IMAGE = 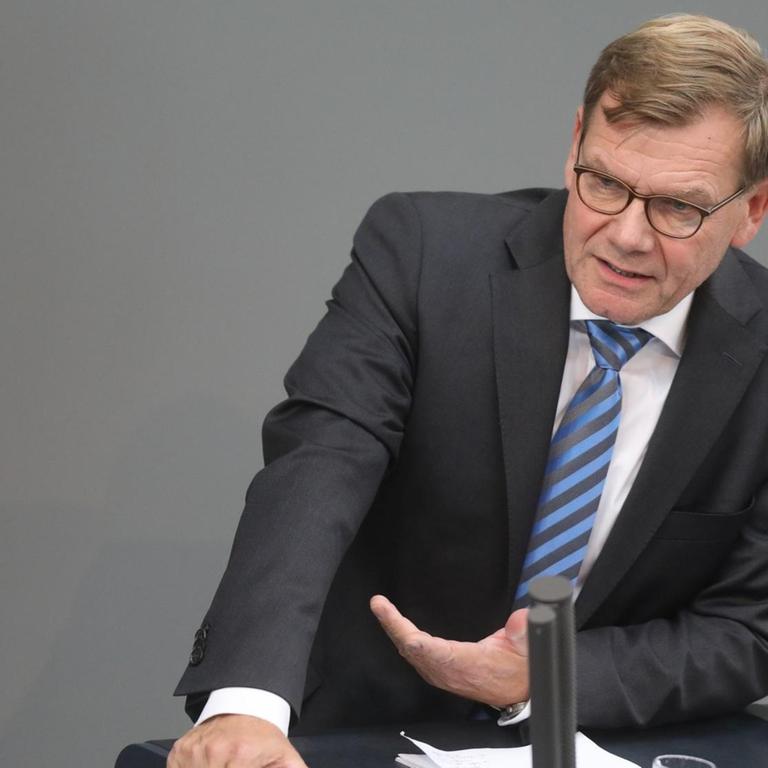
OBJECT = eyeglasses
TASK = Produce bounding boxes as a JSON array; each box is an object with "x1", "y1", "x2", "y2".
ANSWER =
[{"x1": 572, "y1": 165, "x2": 744, "y2": 239}]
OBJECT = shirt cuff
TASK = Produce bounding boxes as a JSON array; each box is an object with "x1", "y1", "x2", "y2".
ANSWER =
[
  {"x1": 497, "y1": 700, "x2": 531, "y2": 726},
  {"x1": 195, "y1": 688, "x2": 292, "y2": 735}
]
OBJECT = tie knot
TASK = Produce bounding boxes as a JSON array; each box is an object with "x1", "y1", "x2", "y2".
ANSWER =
[{"x1": 585, "y1": 320, "x2": 652, "y2": 371}]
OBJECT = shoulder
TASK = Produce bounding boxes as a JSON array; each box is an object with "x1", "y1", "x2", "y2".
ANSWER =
[
  {"x1": 355, "y1": 188, "x2": 560, "y2": 258},
  {"x1": 348, "y1": 188, "x2": 564, "y2": 302},
  {"x1": 727, "y1": 246, "x2": 768, "y2": 316},
  {"x1": 732, "y1": 247, "x2": 768, "y2": 293},
  {"x1": 362, "y1": 188, "x2": 556, "y2": 230},
  {"x1": 709, "y1": 246, "x2": 768, "y2": 341}
]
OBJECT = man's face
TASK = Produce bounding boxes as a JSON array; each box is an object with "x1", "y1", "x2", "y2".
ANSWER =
[{"x1": 562, "y1": 95, "x2": 766, "y2": 325}]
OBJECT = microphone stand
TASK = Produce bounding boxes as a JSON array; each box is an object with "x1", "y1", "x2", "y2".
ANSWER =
[{"x1": 527, "y1": 576, "x2": 576, "y2": 768}]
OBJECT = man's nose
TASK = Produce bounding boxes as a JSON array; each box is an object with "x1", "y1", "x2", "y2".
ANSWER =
[{"x1": 606, "y1": 198, "x2": 656, "y2": 253}]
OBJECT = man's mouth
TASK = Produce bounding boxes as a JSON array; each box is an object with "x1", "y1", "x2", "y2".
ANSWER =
[{"x1": 601, "y1": 259, "x2": 648, "y2": 280}]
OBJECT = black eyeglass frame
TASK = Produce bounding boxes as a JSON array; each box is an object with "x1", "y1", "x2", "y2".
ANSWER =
[{"x1": 572, "y1": 163, "x2": 745, "y2": 239}]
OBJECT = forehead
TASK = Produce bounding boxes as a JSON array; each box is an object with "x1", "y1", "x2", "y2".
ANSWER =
[{"x1": 580, "y1": 101, "x2": 745, "y2": 204}]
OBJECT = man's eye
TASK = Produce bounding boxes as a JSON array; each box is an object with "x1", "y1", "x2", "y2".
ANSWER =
[
  {"x1": 596, "y1": 175, "x2": 620, "y2": 190},
  {"x1": 657, "y1": 197, "x2": 696, "y2": 215}
]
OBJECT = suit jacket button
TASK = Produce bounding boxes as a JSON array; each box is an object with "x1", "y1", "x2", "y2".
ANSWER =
[{"x1": 188, "y1": 622, "x2": 210, "y2": 666}]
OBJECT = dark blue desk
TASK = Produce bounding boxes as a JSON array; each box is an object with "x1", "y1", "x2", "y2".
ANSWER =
[{"x1": 115, "y1": 712, "x2": 768, "y2": 768}]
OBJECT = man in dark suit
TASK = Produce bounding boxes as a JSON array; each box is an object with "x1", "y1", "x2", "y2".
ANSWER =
[{"x1": 170, "y1": 14, "x2": 768, "y2": 768}]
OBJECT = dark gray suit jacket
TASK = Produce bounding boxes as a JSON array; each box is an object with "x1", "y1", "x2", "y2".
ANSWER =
[{"x1": 176, "y1": 188, "x2": 768, "y2": 731}]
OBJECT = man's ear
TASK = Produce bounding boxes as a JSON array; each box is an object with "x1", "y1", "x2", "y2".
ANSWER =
[
  {"x1": 731, "y1": 179, "x2": 768, "y2": 249},
  {"x1": 564, "y1": 106, "x2": 585, "y2": 190}
]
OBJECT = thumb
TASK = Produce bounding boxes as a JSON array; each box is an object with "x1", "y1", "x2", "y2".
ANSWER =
[{"x1": 504, "y1": 608, "x2": 529, "y2": 656}]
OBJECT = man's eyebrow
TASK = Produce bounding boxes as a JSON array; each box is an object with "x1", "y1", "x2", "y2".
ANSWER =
[
  {"x1": 665, "y1": 185, "x2": 715, "y2": 207},
  {"x1": 580, "y1": 155, "x2": 714, "y2": 207},
  {"x1": 581, "y1": 155, "x2": 613, "y2": 175}
]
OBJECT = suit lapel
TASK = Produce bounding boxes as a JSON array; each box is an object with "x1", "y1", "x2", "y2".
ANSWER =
[
  {"x1": 576, "y1": 249, "x2": 768, "y2": 626},
  {"x1": 491, "y1": 190, "x2": 571, "y2": 601}
]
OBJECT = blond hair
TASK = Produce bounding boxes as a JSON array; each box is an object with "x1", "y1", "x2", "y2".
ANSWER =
[{"x1": 583, "y1": 14, "x2": 768, "y2": 186}]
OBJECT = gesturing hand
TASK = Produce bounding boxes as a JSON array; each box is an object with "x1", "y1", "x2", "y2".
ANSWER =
[
  {"x1": 167, "y1": 714, "x2": 307, "y2": 768},
  {"x1": 370, "y1": 594, "x2": 530, "y2": 708}
]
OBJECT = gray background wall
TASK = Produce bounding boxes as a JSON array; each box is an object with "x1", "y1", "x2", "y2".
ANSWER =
[{"x1": 2, "y1": 2, "x2": 767, "y2": 765}]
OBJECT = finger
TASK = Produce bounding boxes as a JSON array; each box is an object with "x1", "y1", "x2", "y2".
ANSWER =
[
  {"x1": 370, "y1": 595, "x2": 429, "y2": 654},
  {"x1": 504, "y1": 608, "x2": 529, "y2": 656}
]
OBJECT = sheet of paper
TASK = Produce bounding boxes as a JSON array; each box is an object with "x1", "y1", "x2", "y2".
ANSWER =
[{"x1": 396, "y1": 730, "x2": 640, "y2": 768}]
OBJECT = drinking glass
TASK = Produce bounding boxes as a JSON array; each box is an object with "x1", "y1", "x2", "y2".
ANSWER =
[{"x1": 652, "y1": 756, "x2": 716, "y2": 768}]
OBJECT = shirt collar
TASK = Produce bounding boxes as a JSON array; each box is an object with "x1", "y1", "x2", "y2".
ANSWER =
[{"x1": 569, "y1": 285, "x2": 691, "y2": 358}]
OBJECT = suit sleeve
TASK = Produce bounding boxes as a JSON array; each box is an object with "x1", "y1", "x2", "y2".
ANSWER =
[
  {"x1": 174, "y1": 192, "x2": 423, "y2": 718},
  {"x1": 576, "y1": 479, "x2": 768, "y2": 727}
]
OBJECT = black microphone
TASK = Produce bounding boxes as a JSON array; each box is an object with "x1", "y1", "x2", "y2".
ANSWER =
[{"x1": 527, "y1": 576, "x2": 576, "y2": 768}]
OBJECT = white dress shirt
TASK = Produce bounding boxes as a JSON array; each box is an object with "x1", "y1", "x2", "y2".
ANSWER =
[{"x1": 197, "y1": 285, "x2": 692, "y2": 733}]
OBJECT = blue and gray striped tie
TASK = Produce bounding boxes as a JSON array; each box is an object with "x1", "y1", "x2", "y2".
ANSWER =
[{"x1": 514, "y1": 320, "x2": 652, "y2": 606}]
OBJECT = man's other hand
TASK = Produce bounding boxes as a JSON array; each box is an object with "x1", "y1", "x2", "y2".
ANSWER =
[
  {"x1": 167, "y1": 714, "x2": 307, "y2": 768},
  {"x1": 370, "y1": 594, "x2": 529, "y2": 708}
]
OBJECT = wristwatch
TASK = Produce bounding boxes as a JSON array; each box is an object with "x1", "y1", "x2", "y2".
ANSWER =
[{"x1": 496, "y1": 701, "x2": 528, "y2": 725}]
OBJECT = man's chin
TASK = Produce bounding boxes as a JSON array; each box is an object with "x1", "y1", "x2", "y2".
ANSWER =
[{"x1": 579, "y1": 290, "x2": 655, "y2": 327}]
